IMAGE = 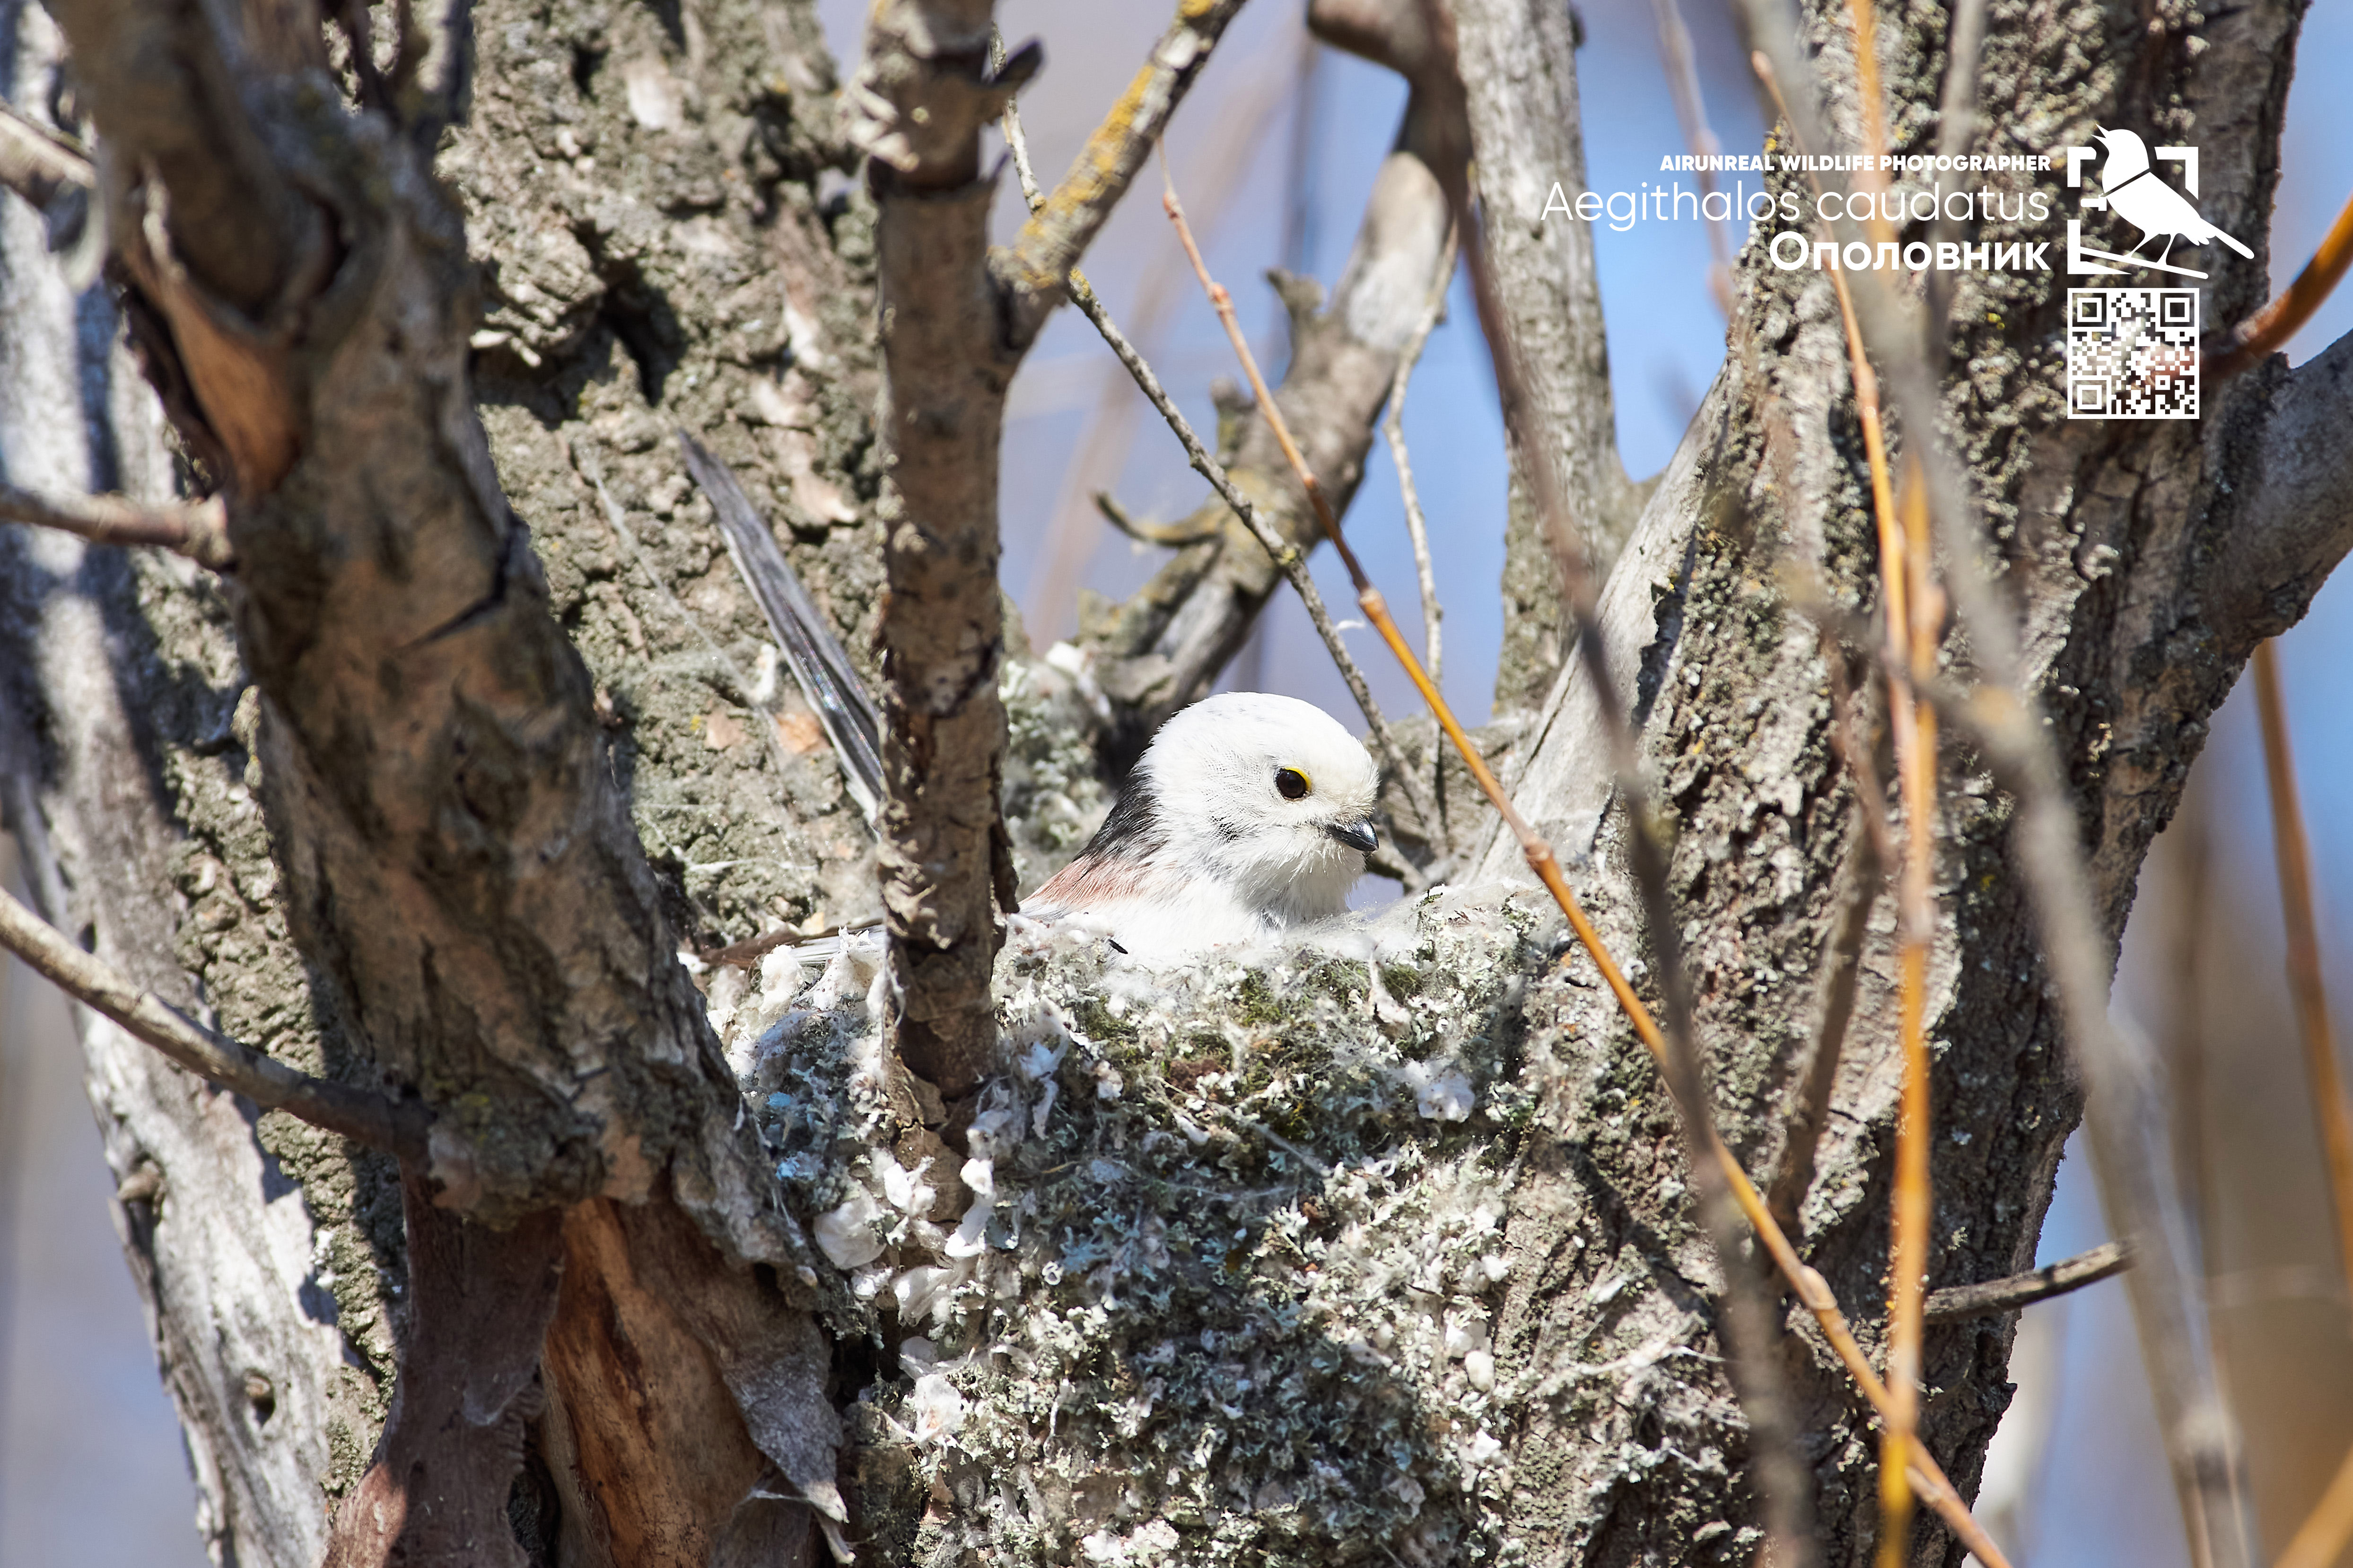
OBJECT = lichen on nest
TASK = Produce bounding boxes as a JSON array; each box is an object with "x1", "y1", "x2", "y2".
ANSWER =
[{"x1": 720, "y1": 883, "x2": 1562, "y2": 1565}]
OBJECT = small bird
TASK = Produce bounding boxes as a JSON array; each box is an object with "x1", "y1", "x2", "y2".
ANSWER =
[
  {"x1": 1025, "y1": 692, "x2": 1382, "y2": 959},
  {"x1": 2093, "y1": 127, "x2": 2254, "y2": 268}
]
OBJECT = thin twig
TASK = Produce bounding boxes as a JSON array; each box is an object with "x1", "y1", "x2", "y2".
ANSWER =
[
  {"x1": 2208, "y1": 187, "x2": 2353, "y2": 381},
  {"x1": 0, "y1": 482, "x2": 235, "y2": 569},
  {"x1": 0, "y1": 96, "x2": 92, "y2": 208},
  {"x1": 1095, "y1": 493, "x2": 1219, "y2": 549},
  {"x1": 1381, "y1": 222, "x2": 1458, "y2": 688},
  {"x1": 1649, "y1": 0, "x2": 1733, "y2": 312},
  {"x1": 2251, "y1": 640, "x2": 2353, "y2": 1306},
  {"x1": 998, "y1": 0, "x2": 1251, "y2": 333},
  {"x1": 1001, "y1": 25, "x2": 1292, "y2": 643},
  {"x1": 1921, "y1": 1239, "x2": 2134, "y2": 1323},
  {"x1": 1155, "y1": 160, "x2": 1445, "y2": 855},
  {"x1": 992, "y1": 27, "x2": 1044, "y2": 211},
  {"x1": 1058, "y1": 267, "x2": 1434, "y2": 889},
  {"x1": 0, "y1": 880, "x2": 429, "y2": 1159}
]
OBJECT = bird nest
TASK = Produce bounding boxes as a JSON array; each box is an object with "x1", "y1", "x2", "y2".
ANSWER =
[{"x1": 719, "y1": 885, "x2": 1560, "y2": 1565}]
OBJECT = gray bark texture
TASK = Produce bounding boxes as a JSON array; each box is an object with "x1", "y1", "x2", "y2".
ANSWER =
[
  {"x1": 1449, "y1": 0, "x2": 1643, "y2": 716},
  {"x1": 2, "y1": 0, "x2": 2351, "y2": 1560}
]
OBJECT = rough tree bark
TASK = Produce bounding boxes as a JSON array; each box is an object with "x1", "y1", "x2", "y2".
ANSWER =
[{"x1": 2, "y1": 0, "x2": 2351, "y2": 1562}]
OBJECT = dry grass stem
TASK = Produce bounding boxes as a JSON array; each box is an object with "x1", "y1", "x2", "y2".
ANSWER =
[
  {"x1": 2250, "y1": 640, "x2": 2353, "y2": 1306},
  {"x1": 1153, "y1": 160, "x2": 1454, "y2": 849},
  {"x1": 1760, "y1": 39, "x2": 1946, "y2": 1564},
  {"x1": 1381, "y1": 222, "x2": 1459, "y2": 687},
  {"x1": 2209, "y1": 187, "x2": 2353, "y2": 381}
]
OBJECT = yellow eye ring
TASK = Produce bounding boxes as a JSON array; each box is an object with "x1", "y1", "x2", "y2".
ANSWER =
[{"x1": 1275, "y1": 767, "x2": 1311, "y2": 800}]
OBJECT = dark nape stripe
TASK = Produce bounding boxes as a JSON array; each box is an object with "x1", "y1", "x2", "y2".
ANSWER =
[{"x1": 1083, "y1": 775, "x2": 1165, "y2": 864}]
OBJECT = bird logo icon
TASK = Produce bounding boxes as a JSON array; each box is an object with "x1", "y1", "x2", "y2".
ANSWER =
[{"x1": 2067, "y1": 128, "x2": 2252, "y2": 279}]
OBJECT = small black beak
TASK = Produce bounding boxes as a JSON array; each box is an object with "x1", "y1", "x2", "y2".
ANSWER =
[{"x1": 1326, "y1": 819, "x2": 1379, "y2": 855}]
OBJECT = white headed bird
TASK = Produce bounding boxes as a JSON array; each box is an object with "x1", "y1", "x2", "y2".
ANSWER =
[{"x1": 1025, "y1": 692, "x2": 1382, "y2": 958}]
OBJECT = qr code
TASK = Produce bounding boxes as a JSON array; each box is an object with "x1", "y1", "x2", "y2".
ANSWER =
[{"x1": 2067, "y1": 288, "x2": 2199, "y2": 420}]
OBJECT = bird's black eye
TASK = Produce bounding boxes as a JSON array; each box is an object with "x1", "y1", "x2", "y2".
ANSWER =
[{"x1": 1275, "y1": 767, "x2": 1310, "y2": 801}]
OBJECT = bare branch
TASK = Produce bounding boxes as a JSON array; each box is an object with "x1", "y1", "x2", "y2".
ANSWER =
[
  {"x1": 1450, "y1": 0, "x2": 1637, "y2": 712},
  {"x1": 0, "y1": 481, "x2": 234, "y2": 568},
  {"x1": 1095, "y1": 492, "x2": 1219, "y2": 549},
  {"x1": 1921, "y1": 1240, "x2": 2134, "y2": 1323},
  {"x1": 2208, "y1": 188, "x2": 2353, "y2": 381},
  {"x1": 2207, "y1": 328, "x2": 2353, "y2": 645},
  {"x1": 0, "y1": 880, "x2": 429, "y2": 1159},
  {"x1": 49, "y1": 0, "x2": 326, "y2": 320},
  {"x1": 852, "y1": 0, "x2": 1021, "y2": 1099},
  {"x1": 997, "y1": 0, "x2": 1249, "y2": 316},
  {"x1": 0, "y1": 96, "x2": 91, "y2": 208},
  {"x1": 1077, "y1": 24, "x2": 1459, "y2": 754}
]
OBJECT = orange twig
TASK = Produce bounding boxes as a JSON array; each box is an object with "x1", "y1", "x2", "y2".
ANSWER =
[
  {"x1": 1776, "y1": 35, "x2": 1946, "y2": 1555},
  {"x1": 1162, "y1": 145, "x2": 2012, "y2": 1568},
  {"x1": 2208, "y1": 186, "x2": 2353, "y2": 382},
  {"x1": 2278, "y1": 1435, "x2": 2353, "y2": 1568},
  {"x1": 2251, "y1": 641, "x2": 2353, "y2": 1307}
]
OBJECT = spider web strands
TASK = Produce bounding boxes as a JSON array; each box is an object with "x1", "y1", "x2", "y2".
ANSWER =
[
  {"x1": 2208, "y1": 185, "x2": 2353, "y2": 381},
  {"x1": 1739, "y1": 0, "x2": 2259, "y2": 1556}
]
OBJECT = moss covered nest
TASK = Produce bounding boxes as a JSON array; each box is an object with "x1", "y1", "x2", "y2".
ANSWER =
[{"x1": 717, "y1": 880, "x2": 1566, "y2": 1565}]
